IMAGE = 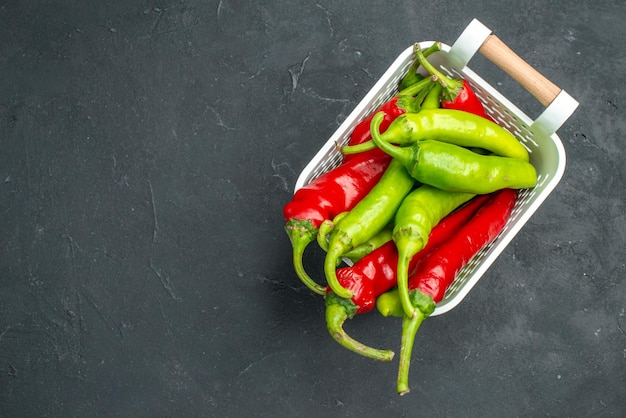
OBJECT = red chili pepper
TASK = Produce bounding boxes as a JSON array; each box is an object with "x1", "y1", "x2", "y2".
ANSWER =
[
  {"x1": 283, "y1": 151, "x2": 391, "y2": 295},
  {"x1": 323, "y1": 194, "x2": 490, "y2": 361},
  {"x1": 414, "y1": 44, "x2": 492, "y2": 120},
  {"x1": 395, "y1": 188, "x2": 518, "y2": 395}
]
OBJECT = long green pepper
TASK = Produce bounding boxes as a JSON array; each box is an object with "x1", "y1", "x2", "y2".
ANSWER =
[
  {"x1": 322, "y1": 159, "x2": 416, "y2": 299},
  {"x1": 392, "y1": 184, "x2": 475, "y2": 318},
  {"x1": 369, "y1": 112, "x2": 537, "y2": 194},
  {"x1": 343, "y1": 108, "x2": 530, "y2": 162}
]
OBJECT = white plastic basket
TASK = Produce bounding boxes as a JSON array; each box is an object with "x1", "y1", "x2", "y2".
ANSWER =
[{"x1": 293, "y1": 19, "x2": 579, "y2": 316}]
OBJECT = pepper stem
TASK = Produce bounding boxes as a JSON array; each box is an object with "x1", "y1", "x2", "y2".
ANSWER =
[
  {"x1": 325, "y1": 293, "x2": 395, "y2": 362},
  {"x1": 398, "y1": 42, "x2": 442, "y2": 91},
  {"x1": 317, "y1": 212, "x2": 348, "y2": 252},
  {"x1": 396, "y1": 251, "x2": 417, "y2": 319},
  {"x1": 396, "y1": 78, "x2": 435, "y2": 113},
  {"x1": 396, "y1": 290, "x2": 436, "y2": 395},
  {"x1": 369, "y1": 112, "x2": 412, "y2": 167},
  {"x1": 316, "y1": 220, "x2": 333, "y2": 252},
  {"x1": 397, "y1": 76, "x2": 436, "y2": 99},
  {"x1": 396, "y1": 309, "x2": 426, "y2": 395},
  {"x1": 324, "y1": 240, "x2": 354, "y2": 299},
  {"x1": 414, "y1": 44, "x2": 463, "y2": 100},
  {"x1": 341, "y1": 139, "x2": 377, "y2": 155},
  {"x1": 285, "y1": 220, "x2": 326, "y2": 295}
]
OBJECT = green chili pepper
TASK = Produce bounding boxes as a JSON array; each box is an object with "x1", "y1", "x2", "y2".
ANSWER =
[
  {"x1": 393, "y1": 184, "x2": 474, "y2": 318},
  {"x1": 419, "y1": 81, "x2": 443, "y2": 110},
  {"x1": 323, "y1": 159, "x2": 416, "y2": 299},
  {"x1": 376, "y1": 288, "x2": 404, "y2": 317},
  {"x1": 369, "y1": 112, "x2": 537, "y2": 194},
  {"x1": 343, "y1": 108, "x2": 529, "y2": 162}
]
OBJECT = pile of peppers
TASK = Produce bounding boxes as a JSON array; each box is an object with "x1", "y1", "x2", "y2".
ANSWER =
[{"x1": 282, "y1": 43, "x2": 534, "y2": 395}]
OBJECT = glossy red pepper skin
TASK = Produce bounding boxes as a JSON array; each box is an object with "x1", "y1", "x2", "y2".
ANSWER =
[
  {"x1": 331, "y1": 241, "x2": 398, "y2": 315},
  {"x1": 283, "y1": 151, "x2": 391, "y2": 294},
  {"x1": 408, "y1": 188, "x2": 518, "y2": 303},
  {"x1": 441, "y1": 78, "x2": 491, "y2": 120},
  {"x1": 284, "y1": 151, "x2": 390, "y2": 229}
]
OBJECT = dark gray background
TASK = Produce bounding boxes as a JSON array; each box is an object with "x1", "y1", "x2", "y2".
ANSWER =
[{"x1": 1, "y1": 0, "x2": 624, "y2": 416}]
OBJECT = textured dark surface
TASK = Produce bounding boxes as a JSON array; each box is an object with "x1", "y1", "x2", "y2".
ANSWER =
[{"x1": 1, "y1": 1, "x2": 625, "y2": 416}]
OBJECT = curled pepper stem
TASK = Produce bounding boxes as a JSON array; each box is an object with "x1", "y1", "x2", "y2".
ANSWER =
[
  {"x1": 292, "y1": 238, "x2": 326, "y2": 295},
  {"x1": 316, "y1": 220, "x2": 334, "y2": 252},
  {"x1": 286, "y1": 221, "x2": 327, "y2": 295},
  {"x1": 325, "y1": 293, "x2": 395, "y2": 362},
  {"x1": 369, "y1": 112, "x2": 410, "y2": 169},
  {"x1": 324, "y1": 243, "x2": 354, "y2": 299},
  {"x1": 342, "y1": 75, "x2": 436, "y2": 156},
  {"x1": 317, "y1": 212, "x2": 348, "y2": 252}
]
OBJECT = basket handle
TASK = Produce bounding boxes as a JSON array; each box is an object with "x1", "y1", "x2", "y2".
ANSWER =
[
  {"x1": 449, "y1": 19, "x2": 579, "y2": 135},
  {"x1": 478, "y1": 35, "x2": 559, "y2": 107}
]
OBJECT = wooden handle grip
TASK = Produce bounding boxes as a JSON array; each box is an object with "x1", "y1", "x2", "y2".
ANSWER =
[{"x1": 479, "y1": 34, "x2": 561, "y2": 107}]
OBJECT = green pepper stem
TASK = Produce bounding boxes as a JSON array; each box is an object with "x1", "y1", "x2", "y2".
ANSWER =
[
  {"x1": 397, "y1": 309, "x2": 426, "y2": 395},
  {"x1": 324, "y1": 241, "x2": 354, "y2": 299},
  {"x1": 326, "y1": 293, "x2": 395, "y2": 362},
  {"x1": 343, "y1": 75, "x2": 436, "y2": 156},
  {"x1": 414, "y1": 44, "x2": 463, "y2": 99},
  {"x1": 396, "y1": 251, "x2": 417, "y2": 319},
  {"x1": 422, "y1": 41, "x2": 442, "y2": 57},
  {"x1": 316, "y1": 220, "x2": 333, "y2": 252},
  {"x1": 397, "y1": 76, "x2": 436, "y2": 99},
  {"x1": 396, "y1": 78, "x2": 435, "y2": 113},
  {"x1": 394, "y1": 227, "x2": 428, "y2": 319},
  {"x1": 369, "y1": 112, "x2": 413, "y2": 167},
  {"x1": 398, "y1": 42, "x2": 442, "y2": 91},
  {"x1": 341, "y1": 140, "x2": 377, "y2": 155},
  {"x1": 286, "y1": 221, "x2": 326, "y2": 295}
]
